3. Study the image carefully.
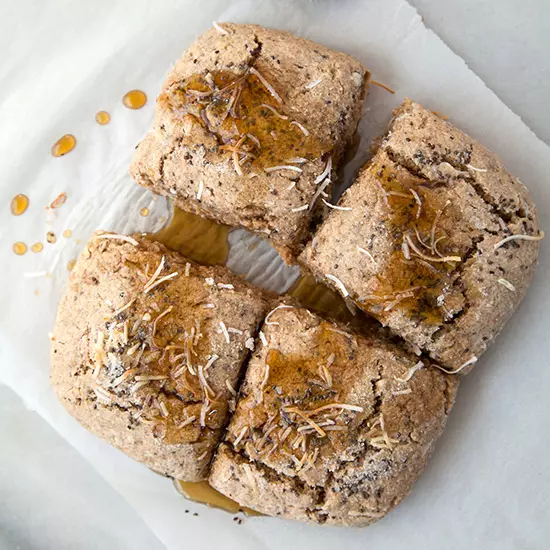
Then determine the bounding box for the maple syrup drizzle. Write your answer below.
[63,229,72,239]
[174,480,261,516]
[358,159,462,325]
[123,90,147,110]
[51,134,76,157]
[163,70,330,174]
[140,207,150,217]
[289,274,354,324]
[31,243,43,253]
[95,111,111,125]
[152,206,230,266]
[11,194,29,216]
[67,259,76,271]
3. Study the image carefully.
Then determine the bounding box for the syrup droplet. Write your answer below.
[46,231,57,244]
[123,90,147,110]
[51,134,76,157]
[11,194,29,216]
[63,229,72,239]
[31,243,44,253]
[95,111,111,125]
[140,207,150,217]
[174,480,261,516]
[13,242,27,255]
[67,259,76,271]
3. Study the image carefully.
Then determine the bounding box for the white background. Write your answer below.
[1,0,549,549]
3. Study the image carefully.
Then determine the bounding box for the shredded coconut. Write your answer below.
[305,78,322,90]
[321,198,352,211]
[290,121,309,136]
[497,278,516,292]
[265,304,294,325]
[494,231,544,250]
[325,274,349,297]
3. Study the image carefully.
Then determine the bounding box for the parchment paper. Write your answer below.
[1,1,549,548]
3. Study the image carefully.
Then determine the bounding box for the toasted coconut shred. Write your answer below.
[493,231,544,249]
[196,180,204,201]
[219,321,230,344]
[264,165,303,174]
[325,274,349,297]
[321,198,352,211]
[212,21,228,35]
[225,379,237,396]
[265,304,294,325]
[260,103,288,120]
[497,278,516,292]
[466,164,487,172]
[176,415,197,429]
[92,233,139,247]
[144,272,179,294]
[234,426,249,447]
[290,120,310,136]
[356,245,375,262]
[309,177,331,209]
[249,67,282,104]
[433,356,478,374]
[314,155,333,185]
[305,78,322,90]
[394,360,424,383]
[144,256,165,287]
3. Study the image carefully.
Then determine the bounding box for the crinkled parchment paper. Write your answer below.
[1,0,549,548]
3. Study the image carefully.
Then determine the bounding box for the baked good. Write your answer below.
[209,305,458,525]
[300,99,542,372]
[130,22,369,263]
[50,232,268,480]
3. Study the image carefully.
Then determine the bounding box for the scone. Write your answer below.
[50,232,268,480]
[300,99,542,372]
[209,305,458,526]
[130,22,369,262]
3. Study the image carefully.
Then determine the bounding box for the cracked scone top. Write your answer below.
[301,100,542,372]
[209,305,458,526]
[130,23,369,262]
[50,232,268,480]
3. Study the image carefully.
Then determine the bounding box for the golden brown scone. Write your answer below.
[51,232,268,480]
[130,23,369,263]
[300,99,542,372]
[209,305,458,526]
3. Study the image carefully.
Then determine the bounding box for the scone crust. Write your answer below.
[209,306,458,525]
[130,23,368,261]
[301,99,541,371]
[50,232,268,480]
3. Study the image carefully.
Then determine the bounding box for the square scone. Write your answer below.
[130,23,369,262]
[50,232,268,480]
[301,100,542,372]
[209,305,458,525]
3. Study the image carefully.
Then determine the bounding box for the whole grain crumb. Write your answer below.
[46,231,56,244]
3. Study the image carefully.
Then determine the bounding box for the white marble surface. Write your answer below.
[1,1,548,549]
